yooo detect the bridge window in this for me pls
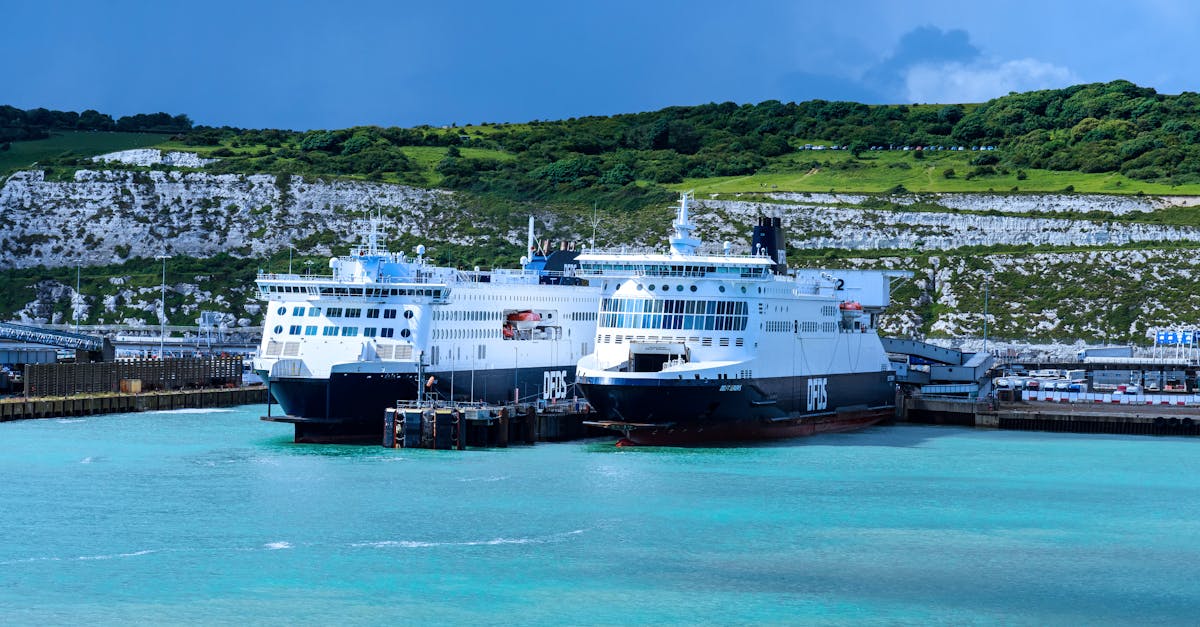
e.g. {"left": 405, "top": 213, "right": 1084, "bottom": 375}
{"left": 288, "top": 325, "right": 302, "bottom": 335}
{"left": 363, "top": 327, "right": 377, "bottom": 338}
{"left": 323, "top": 326, "right": 338, "bottom": 336}
{"left": 304, "top": 325, "right": 318, "bottom": 336}
{"left": 381, "top": 328, "right": 395, "bottom": 338}
{"left": 308, "top": 307, "right": 321, "bottom": 317}
{"left": 292, "top": 306, "right": 305, "bottom": 316}
{"left": 341, "top": 327, "right": 358, "bottom": 337}
{"left": 384, "top": 309, "right": 397, "bottom": 319}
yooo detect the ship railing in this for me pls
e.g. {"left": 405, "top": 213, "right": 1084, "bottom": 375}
{"left": 393, "top": 399, "right": 497, "bottom": 410}
{"left": 575, "top": 267, "right": 771, "bottom": 279}
{"left": 580, "top": 246, "right": 774, "bottom": 260}
{"left": 257, "top": 271, "right": 456, "bottom": 285}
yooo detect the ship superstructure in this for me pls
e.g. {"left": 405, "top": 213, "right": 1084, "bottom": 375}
{"left": 254, "top": 217, "right": 599, "bottom": 442}
{"left": 574, "top": 193, "right": 909, "bottom": 444}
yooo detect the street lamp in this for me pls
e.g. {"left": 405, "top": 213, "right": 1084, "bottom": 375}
{"left": 156, "top": 254, "right": 172, "bottom": 359}
{"left": 983, "top": 273, "right": 994, "bottom": 356}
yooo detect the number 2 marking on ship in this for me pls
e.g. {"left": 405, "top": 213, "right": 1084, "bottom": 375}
{"left": 806, "top": 377, "right": 828, "bottom": 412}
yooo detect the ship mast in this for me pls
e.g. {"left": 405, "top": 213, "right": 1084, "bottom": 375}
{"left": 669, "top": 191, "right": 701, "bottom": 256}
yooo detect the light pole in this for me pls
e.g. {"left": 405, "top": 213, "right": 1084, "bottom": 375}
{"left": 983, "top": 273, "right": 993, "bottom": 356}
{"left": 74, "top": 264, "right": 81, "bottom": 333}
{"left": 156, "top": 254, "right": 172, "bottom": 359}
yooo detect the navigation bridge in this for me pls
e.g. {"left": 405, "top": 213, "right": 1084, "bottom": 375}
{"left": 0, "top": 322, "right": 114, "bottom": 362}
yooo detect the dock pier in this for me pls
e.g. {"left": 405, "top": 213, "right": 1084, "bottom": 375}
{"left": 382, "top": 400, "right": 599, "bottom": 449}
{"left": 0, "top": 386, "right": 269, "bottom": 422}
{"left": 902, "top": 395, "right": 1200, "bottom": 436}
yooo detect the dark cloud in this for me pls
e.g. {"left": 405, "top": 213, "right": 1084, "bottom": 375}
{"left": 777, "top": 26, "right": 983, "bottom": 105}
{"left": 863, "top": 26, "right": 981, "bottom": 100}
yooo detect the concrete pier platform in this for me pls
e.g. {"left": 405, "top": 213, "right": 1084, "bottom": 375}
{"left": 901, "top": 396, "right": 1200, "bottom": 436}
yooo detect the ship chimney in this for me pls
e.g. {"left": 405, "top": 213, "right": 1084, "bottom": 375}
{"left": 751, "top": 216, "right": 787, "bottom": 275}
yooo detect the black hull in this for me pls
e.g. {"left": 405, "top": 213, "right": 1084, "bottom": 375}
{"left": 264, "top": 365, "right": 579, "bottom": 443}
{"left": 578, "top": 371, "right": 897, "bottom": 445}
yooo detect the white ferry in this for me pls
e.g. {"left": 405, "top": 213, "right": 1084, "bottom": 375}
{"left": 254, "top": 218, "right": 599, "bottom": 442}
{"left": 574, "top": 193, "right": 910, "bottom": 445}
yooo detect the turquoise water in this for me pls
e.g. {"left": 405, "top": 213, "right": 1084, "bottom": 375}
{"left": 2, "top": 406, "right": 1199, "bottom": 625}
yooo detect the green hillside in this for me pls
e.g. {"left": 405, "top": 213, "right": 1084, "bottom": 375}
{"left": 13, "top": 81, "right": 1200, "bottom": 200}
{"left": 0, "top": 131, "right": 168, "bottom": 177}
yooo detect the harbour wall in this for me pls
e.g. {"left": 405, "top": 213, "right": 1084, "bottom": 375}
{"left": 903, "top": 396, "right": 1200, "bottom": 436}
{"left": 0, "top": 386, "right": 269, "bottom": 422}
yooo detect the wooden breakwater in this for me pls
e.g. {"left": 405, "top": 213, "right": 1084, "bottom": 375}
{"left": 902, "top": 396, "right": 1200, "bottom": 436}
{"left": 0, "top": 386, "right": 269, "bottom": 422}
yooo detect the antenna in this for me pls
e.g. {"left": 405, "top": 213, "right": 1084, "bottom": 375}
{"left": 590, "top": 201, "right": 598, "bottom": 250}
{"left": 527, "top": 216, "right": 535, "bottom": 257}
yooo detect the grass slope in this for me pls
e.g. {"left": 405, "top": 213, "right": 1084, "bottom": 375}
{"left": 0, "top": 131, "right": 167, "bottom": 177}
{"left": 673, "top": 149, "right": 1200, "bottom": 196}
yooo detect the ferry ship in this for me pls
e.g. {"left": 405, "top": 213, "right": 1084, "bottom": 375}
{"left": 254, "top": 218, "right": 600, "bottom": 442}
{"left": 574, "top": 193, "right": 910, "bottom": 445}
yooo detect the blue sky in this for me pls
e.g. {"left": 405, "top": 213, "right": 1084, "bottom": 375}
{"left": 3, "top": 0, "right": 1196, "bottom": 130}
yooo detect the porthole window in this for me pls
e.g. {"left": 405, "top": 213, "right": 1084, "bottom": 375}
{"left": 690, "top": 285, "right": 698, "bottom": 292}
{"left": 719, "top": 286, "right": 726, "bottom": 293}
{"left": 676, "top": 285, "right": 683, "bottom": 292}
{"left": 400, "top": 329, "right": 411, "bottom": 338}
{"left": 741, "top": 286, "right": 747, "bottom": 293}
{"left": 273, "top": 325, "right": 283, "bottom": 334}
{"left": 636, "top": 284, "right": 643, "bottom": 291}
{"left": 661, "top": 284, "right": 669, "bottom": 291}
{"left": 648, "top": 284, "right": 656, "bottom": 291}
{"left": 277, "top": 307, "right": 286, "bottom": 315}
{"left": 403, "top": 310, "right": 414, "bottom": 319}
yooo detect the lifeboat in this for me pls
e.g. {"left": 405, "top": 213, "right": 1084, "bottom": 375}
{"left": 506, "top": 310, "right": 542, "bottom": 330}
{"left": 839, "top": 301, "right": 863, "bottom": 311}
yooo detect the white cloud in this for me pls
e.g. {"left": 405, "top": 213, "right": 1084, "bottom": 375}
{"left": 903, "top": 58, "right": 1080, "bottom": 104}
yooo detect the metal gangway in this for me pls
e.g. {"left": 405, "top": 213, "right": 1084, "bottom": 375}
{"left": 0, "top": 322, "right": 114, "bottom": 361}
{"left": 881, "top": 337, "right": 994, "bottom": 397}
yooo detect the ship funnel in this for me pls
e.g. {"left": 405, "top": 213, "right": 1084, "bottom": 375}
{"left": 751, "top": 215, "right": 788, "bottom": 275}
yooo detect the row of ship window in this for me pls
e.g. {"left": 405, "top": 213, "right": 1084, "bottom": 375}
{"left": 275, "top": 324, "right": 411, "bottom": 339}
{"left": 600, "top": 298, "right": 749, "bottom": 331}
{"left": 262, "top": 285, "right": 444, "bottom": 298}
{"left": 278, "top": 306, "right": 412, "bottom": 320}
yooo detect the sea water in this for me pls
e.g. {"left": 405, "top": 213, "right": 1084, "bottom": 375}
{"left": 2, "top": 405, "right": 1198, "bottom": 625}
